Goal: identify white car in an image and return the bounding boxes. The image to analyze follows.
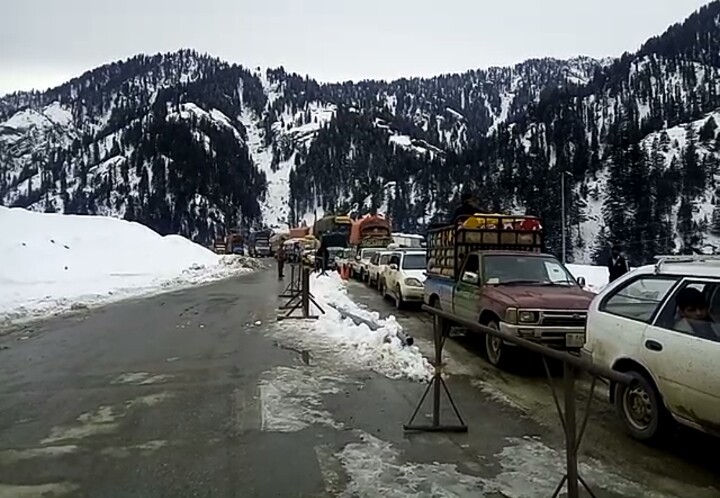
[583,255,720,442]
[367,251,393,289]
[381,250,427,309]
[352,247,382,282]
[335,248,355,274]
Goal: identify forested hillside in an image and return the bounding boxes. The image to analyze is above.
[2,3,720,263]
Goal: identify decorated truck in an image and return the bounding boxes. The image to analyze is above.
[313,214,352,248]
[225,230,245,255]
[249,230,273,257]
[423,213,593,369]
[349,214,393,280]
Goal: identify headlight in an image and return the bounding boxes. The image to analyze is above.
[505,307,518,324]
[405,278,423,287]
[518,310,539,323]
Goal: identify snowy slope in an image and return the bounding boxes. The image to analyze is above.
[0,207,258,324]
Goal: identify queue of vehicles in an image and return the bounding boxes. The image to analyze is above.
[217,211,720,444]
[339,212,720,445]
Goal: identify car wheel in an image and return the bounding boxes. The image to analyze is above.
[614,370,670,442]
[395,285,404,310]
[381,280,389,300]
[484,321,512,369]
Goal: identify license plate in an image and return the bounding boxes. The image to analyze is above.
[565,333,586,348]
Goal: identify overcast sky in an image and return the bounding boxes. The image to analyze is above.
[0,0,712,95]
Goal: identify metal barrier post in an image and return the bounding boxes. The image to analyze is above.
[278,264,325,321]
[420,304,631,496]
[404,310,467,433]
[564,362,579,498]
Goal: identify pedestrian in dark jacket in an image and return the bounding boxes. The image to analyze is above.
[276,246,287,279]
[608,245,630,283]
[452,191,484,222]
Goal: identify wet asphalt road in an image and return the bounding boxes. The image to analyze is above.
[0,268,718,497]
[347,278,720,497]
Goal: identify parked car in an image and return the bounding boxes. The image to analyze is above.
[335,248,356,274]
[583,255,720,442]
[352,247,382,281]
[382,250,427,309]
[326,247,345,270]
[367,250,393,289]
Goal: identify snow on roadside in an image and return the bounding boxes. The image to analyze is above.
[0,207,262,326]
[311,273,433,381]
[566,264,608,294]
[272,272,432,382]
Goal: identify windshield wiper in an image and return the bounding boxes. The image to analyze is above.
[501,279,544,285]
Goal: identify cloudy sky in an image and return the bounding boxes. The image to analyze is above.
[0,0,711,95]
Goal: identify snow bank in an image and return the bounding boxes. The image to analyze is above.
[309,273,433,381]
[567,264,608,294]
[0,207,260,324]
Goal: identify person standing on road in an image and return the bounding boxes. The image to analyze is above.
[607,245,630,283]
[276,245,287,279]
[316,241,329,273]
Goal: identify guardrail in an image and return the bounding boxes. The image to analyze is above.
[406,304,632,498]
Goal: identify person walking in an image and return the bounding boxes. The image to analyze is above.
[276,245,287,279]
[607,245,630,283]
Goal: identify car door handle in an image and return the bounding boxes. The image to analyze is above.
[645,340,663,352]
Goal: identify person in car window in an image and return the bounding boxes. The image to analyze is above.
[674,287,720,341]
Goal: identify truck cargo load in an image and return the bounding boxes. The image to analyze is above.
[350,214,392,248]
[427,213,543,278]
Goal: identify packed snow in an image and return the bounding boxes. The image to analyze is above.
[0,207,261,325]
[273,272,433,381]
[566,264,609,293]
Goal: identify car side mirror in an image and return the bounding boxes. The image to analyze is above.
[355,255,361,260]
[461,271,479,284]
[577,276,586,288]
[389,263,398,271]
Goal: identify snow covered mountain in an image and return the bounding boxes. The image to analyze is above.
[2,2,720,264]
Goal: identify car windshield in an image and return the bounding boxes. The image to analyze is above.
[402,253,426,270]
[484,255,576,286]
[361,249,378,260]
[328,247,343,257]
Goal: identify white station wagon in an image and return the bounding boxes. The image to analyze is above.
[584,255,720,442]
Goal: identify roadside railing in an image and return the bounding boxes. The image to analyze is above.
[277,262,325,320]
[405,304,632,498]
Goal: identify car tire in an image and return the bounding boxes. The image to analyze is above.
[395,285,404,310]
[484,321,512,369]
[614,370,671,443]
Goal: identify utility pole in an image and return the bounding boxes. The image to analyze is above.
[561,171,571,264]
[561,172,566,263]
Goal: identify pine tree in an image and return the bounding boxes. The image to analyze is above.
[700,117,717,142]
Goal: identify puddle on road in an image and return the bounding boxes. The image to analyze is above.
[0,482,78,498]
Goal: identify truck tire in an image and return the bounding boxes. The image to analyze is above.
[484,321,513,369]
[614,370,671,443]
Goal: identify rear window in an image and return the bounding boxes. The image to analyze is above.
[402,253,426,270]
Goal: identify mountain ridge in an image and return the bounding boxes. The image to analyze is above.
[2,2,719,264]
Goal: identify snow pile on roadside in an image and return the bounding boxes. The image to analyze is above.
[0,207,260,324]
[566,264,608,294]
[309,273,433,381]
